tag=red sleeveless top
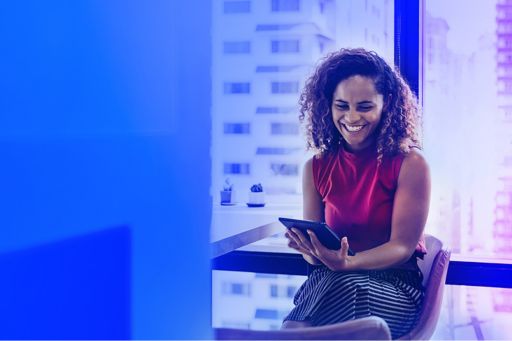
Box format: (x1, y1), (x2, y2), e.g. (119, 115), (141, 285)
(312, 143), (426, 264)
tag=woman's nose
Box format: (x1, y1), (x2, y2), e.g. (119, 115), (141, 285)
(344, 110), (361, 123)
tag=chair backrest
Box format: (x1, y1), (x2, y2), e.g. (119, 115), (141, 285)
(215, 316), (391, 340)
(399, 234), (451, 340)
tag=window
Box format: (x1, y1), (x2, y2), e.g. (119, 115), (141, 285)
(497, 5), (512, 19)
(231, 283), (246, 295)
(255, 24), (297, 31)
(257, 66), (280, 73)
(224, 82), (251, 94)
(256, 65), (297, 72)
(271, 39), (300, 53)
(223, 41), (251, 54)
(256, 106), (295, 114)
(498, 79), (512, 94)
(424, 0), (512, 261)
(497, 67), (512, 77)
(212, 1), (512, 339)
(222, 282), (251, 295)
(497, 37), (512, 49)
(254, 309), (278, 320)
(319, 1), (325, 13)
(270, 122), (299, 135)
(270, 163), (299, 176)
(224, 0), (251, 13)
(318, 41), (326, 53)
(224, 123), (251, 134)
(502, 106), (512, 121)
(256, 147), (300, 155)
(255, 273), (278, 279)
(493, 290), (512, 312)
(270, 284), (278, 297)
(254, 309), (288, 320)
(221, 322), (251, 329)
(271, 81), (299, 94)
(269, 284), (297, 298)
(223, 163), (250, 174)
(271, 0), (300, 12)
(498, 22), (512, 33)
(498, 52), (512, 63)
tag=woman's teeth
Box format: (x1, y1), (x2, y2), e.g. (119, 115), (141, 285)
(343, 124), (364, 132)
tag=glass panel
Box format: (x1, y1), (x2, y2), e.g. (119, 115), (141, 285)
(212, 270), (306, 330)
(256, 106), (296, 114)
(224, 41), (252, 54)
(270, 122), (299, 135)
(270, 39), (301, 53)
(270, 163), (299, 176)
(223, 82), (251, 94)
(271, 0), (300, 12)
(256, 147), (301, 155)
(424, 0), (512, 259)
(256, 65), (298, 72)
(224, 123), (251, 134)
(224, 0), (251, 14)
(224, 163), (251, 175)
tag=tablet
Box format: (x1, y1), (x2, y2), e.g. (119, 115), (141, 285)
(279, 217), (355, 255)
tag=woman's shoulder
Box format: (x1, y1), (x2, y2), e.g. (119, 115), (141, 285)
(314, 147), (340, 162)
(310, 150), (338, 170)
(402, 147), (429, 170)
(398, 147), (430, 184)
(304, 150), (337, 185)
(382, 147), (429, 185)
(304, 153), (323, 174)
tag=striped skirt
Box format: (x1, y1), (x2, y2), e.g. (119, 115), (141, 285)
(283, 266), (424, 339)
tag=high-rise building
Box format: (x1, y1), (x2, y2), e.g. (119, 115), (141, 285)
(495, 0), (512, 256)
(493, 0), (512, 312)
(211, 0), (337, 201)
(423, 12), (463, 251)
(211, 0), (394, 202)
(334, 0), (393, 60)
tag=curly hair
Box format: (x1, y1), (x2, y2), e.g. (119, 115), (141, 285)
(299, 48), (422, 161)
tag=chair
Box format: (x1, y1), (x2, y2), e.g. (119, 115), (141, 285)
(398, 234), (451, 340)
(215, 316), (391, 340)
(214, 234), (450, 340)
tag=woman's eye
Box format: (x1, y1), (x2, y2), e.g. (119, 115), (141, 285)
(358, 106), (373, 111)
(337, 105), (349, 110)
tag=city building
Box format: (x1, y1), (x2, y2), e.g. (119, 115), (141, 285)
(495, 0), (512, 256)
(494, 0), (512, 312)
(211, 0), (337, 201)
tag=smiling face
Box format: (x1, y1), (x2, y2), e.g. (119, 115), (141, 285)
(331, 75), (385, 152)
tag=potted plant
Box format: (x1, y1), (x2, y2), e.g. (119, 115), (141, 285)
(247, 183), (265, 207)
(220, 178), (236, 205)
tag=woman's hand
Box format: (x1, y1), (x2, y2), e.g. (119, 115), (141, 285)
(284, 228), (321, 265)
(305, 230), (353, 272)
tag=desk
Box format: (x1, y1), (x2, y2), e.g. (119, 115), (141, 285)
(211, 205), (512, 288)
(210, 202), (301, 258)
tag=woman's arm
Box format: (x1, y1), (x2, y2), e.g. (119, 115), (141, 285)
(304, 149), (431, 271)
(285, 157), (325, 265)
(302, 157), (325, 222)
(348, 149), (431, 270)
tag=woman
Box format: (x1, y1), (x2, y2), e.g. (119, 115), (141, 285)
(282, 48), (430, 339)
